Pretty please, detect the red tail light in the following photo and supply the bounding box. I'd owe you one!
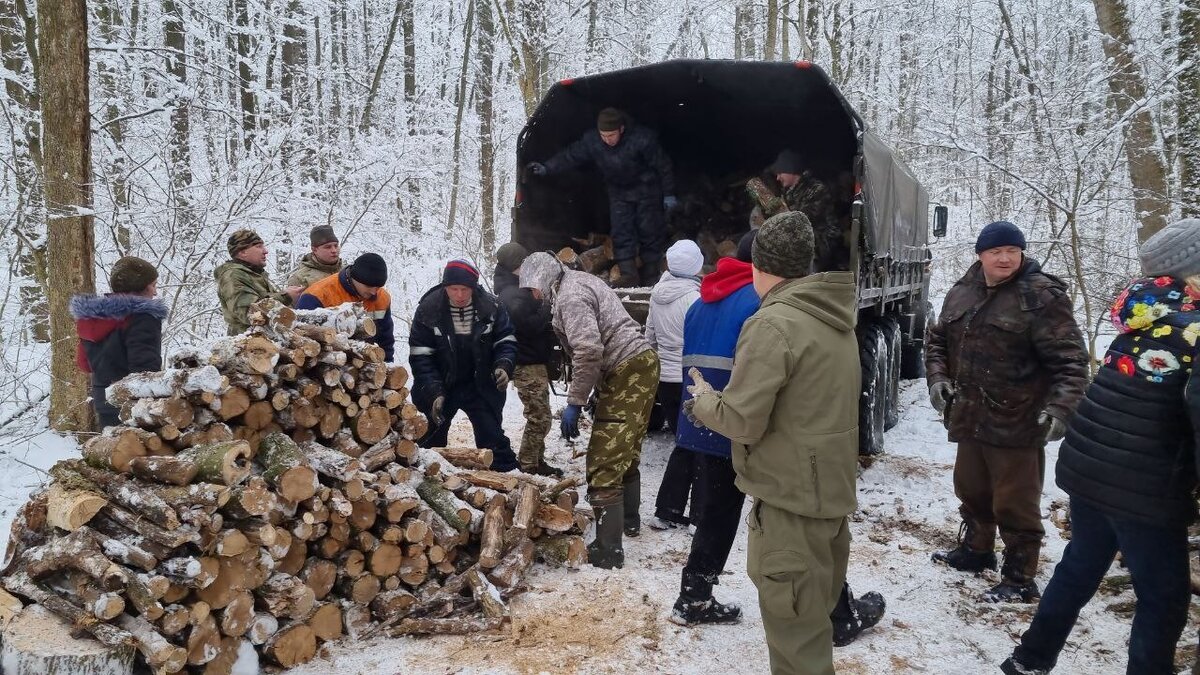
[794,60,812,69]
[560,78,575,86]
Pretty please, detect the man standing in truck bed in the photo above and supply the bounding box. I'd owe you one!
[747,150,847,272]
[527,107,677,287]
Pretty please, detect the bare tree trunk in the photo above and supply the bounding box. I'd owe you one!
[1091,0,1171,242]
[39,0,96,432]
[360,0,403,132]
[445,0,476,237]
[779,0,790,59]
[1180,0,1199,216]
[235,0,256,150]
[94,0,130,253]
[764,0,778,60]
[401,0,421,232]
[2,0,48,342]
[475,0,497,255]
[163,0,192,235]
[586,0,600,66]
[803,0,818,62]
[281,0,309,176]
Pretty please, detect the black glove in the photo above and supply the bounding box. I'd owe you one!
[430,395,445,429]
[929,382,954,415]
[493,368,510,390]
[527,162,547,177]
[1038,411,1067,443]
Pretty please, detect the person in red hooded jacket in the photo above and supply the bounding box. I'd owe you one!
[70,256,167,428]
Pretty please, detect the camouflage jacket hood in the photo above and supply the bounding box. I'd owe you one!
[520,252,650,405]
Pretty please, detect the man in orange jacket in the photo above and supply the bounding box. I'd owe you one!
[296,252,395,361]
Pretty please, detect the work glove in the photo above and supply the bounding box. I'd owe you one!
[929,382,954,415]
[527,162,547,177]
[429,395,445,429]
[682,398,704,429]
[1039,411,1067,443]
[561,404,581,440]
[493,368,509,390]
[663,195,679,212]
[686,367,714,398]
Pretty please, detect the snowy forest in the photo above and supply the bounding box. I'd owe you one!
[0,0,1197,431]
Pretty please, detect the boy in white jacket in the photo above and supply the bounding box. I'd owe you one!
[646,239,702,530]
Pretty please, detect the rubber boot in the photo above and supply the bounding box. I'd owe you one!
[639,261,662,287]
[613,259,639,288]
[831,583,886,646]
[623,469,641,537]
[587,490,625,569]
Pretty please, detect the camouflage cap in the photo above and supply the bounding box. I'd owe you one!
[227,229,264,258]
[597,107,625,132]
[110,256,158,293]
[752,211,814,279]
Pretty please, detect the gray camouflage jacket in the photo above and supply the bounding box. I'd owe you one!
[519,253,651,405]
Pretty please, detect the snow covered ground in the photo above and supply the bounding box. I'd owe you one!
[1,379,1196,674]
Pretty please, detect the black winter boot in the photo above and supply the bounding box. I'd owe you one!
[613,260,639,288]
[668,571,742,626]
[1000,656,1049,674]
[639,261,662,287]
[982,547,1040,603]
[623,471,641,537]
[588,493,625,569]
[933,521,998,572]
[831,583,886,647]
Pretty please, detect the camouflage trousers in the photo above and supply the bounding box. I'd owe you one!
[587,349,659,491]
[513,364,552,469]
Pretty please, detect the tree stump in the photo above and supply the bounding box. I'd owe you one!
[0,604,135,674]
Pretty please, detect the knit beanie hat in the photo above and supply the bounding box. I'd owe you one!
[496,242,530,272]
[597,107,625,132]
[1139,218,1200,278]
[736,230,756,262]
[752,212,814,279]
[443,259,480,287]
[349,253,388,287]
[110,256,158,293]
[770,149,804,175]
[975,221,1026,254]
[227,229,264,258]
[310,225,338,247]
[666,240,703,277]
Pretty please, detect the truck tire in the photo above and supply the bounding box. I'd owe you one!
[858,324,888,456]
[881,318,902,431]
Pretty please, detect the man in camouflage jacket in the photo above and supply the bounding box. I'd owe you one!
[925,221,1089,603]
[287,224,345,290]
[519,251,660,569]
[215,229,301,335]
[746,150,847,272]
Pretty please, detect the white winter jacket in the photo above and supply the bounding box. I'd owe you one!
[645,271,701,383]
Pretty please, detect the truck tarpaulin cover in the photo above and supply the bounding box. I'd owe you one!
[861,130,929,263]
[515,60,864,252]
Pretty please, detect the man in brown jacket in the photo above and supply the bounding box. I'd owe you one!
[926,220,1089,603]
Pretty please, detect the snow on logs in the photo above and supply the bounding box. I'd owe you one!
[0,298,592,672]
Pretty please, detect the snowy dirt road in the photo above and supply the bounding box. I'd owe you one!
[0,380,1196,674]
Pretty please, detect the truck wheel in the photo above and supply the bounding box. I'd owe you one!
[881,318,902,431]
[900,306,930,380]
[858,324,887,456]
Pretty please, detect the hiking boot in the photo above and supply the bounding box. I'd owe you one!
[668,595,742,626]
[1000,656,1049,675]
[981,580,1040,603]
[649,516,686,531]
[521,460,564,478]
[831,584,886,647]
[932,544,998,573]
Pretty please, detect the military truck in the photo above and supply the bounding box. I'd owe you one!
[513,59,946,455]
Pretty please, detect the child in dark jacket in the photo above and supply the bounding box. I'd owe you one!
[70,256,167,428]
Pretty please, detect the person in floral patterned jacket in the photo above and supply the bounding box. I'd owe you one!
[1002,218,1200,675]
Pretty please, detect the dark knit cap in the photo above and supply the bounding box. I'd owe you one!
[443,259,480,287]
[227,229,264,257]
[349,253,388,287]
[736,230,756,263]
[752,212,814,279]
[974,220,1026,254]
[1139,218,1200,278]
[496,242,530,272]
[110,256,158,293]
[597,107,625,132]
[770,149,804,175]
[310,225,338,247]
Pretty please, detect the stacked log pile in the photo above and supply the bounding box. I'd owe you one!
[0,300,591,673]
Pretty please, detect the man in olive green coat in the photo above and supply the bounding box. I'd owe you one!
[287,225,345,290]
[215,229,302,335]
[688,211,860,675]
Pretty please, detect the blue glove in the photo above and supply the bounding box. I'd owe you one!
[561,404,581,440]
[663,195,678,212]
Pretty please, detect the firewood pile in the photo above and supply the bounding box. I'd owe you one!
[556,231,739,287]
[0,300,591,673]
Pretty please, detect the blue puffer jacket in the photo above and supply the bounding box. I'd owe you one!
[676,258,761,457]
